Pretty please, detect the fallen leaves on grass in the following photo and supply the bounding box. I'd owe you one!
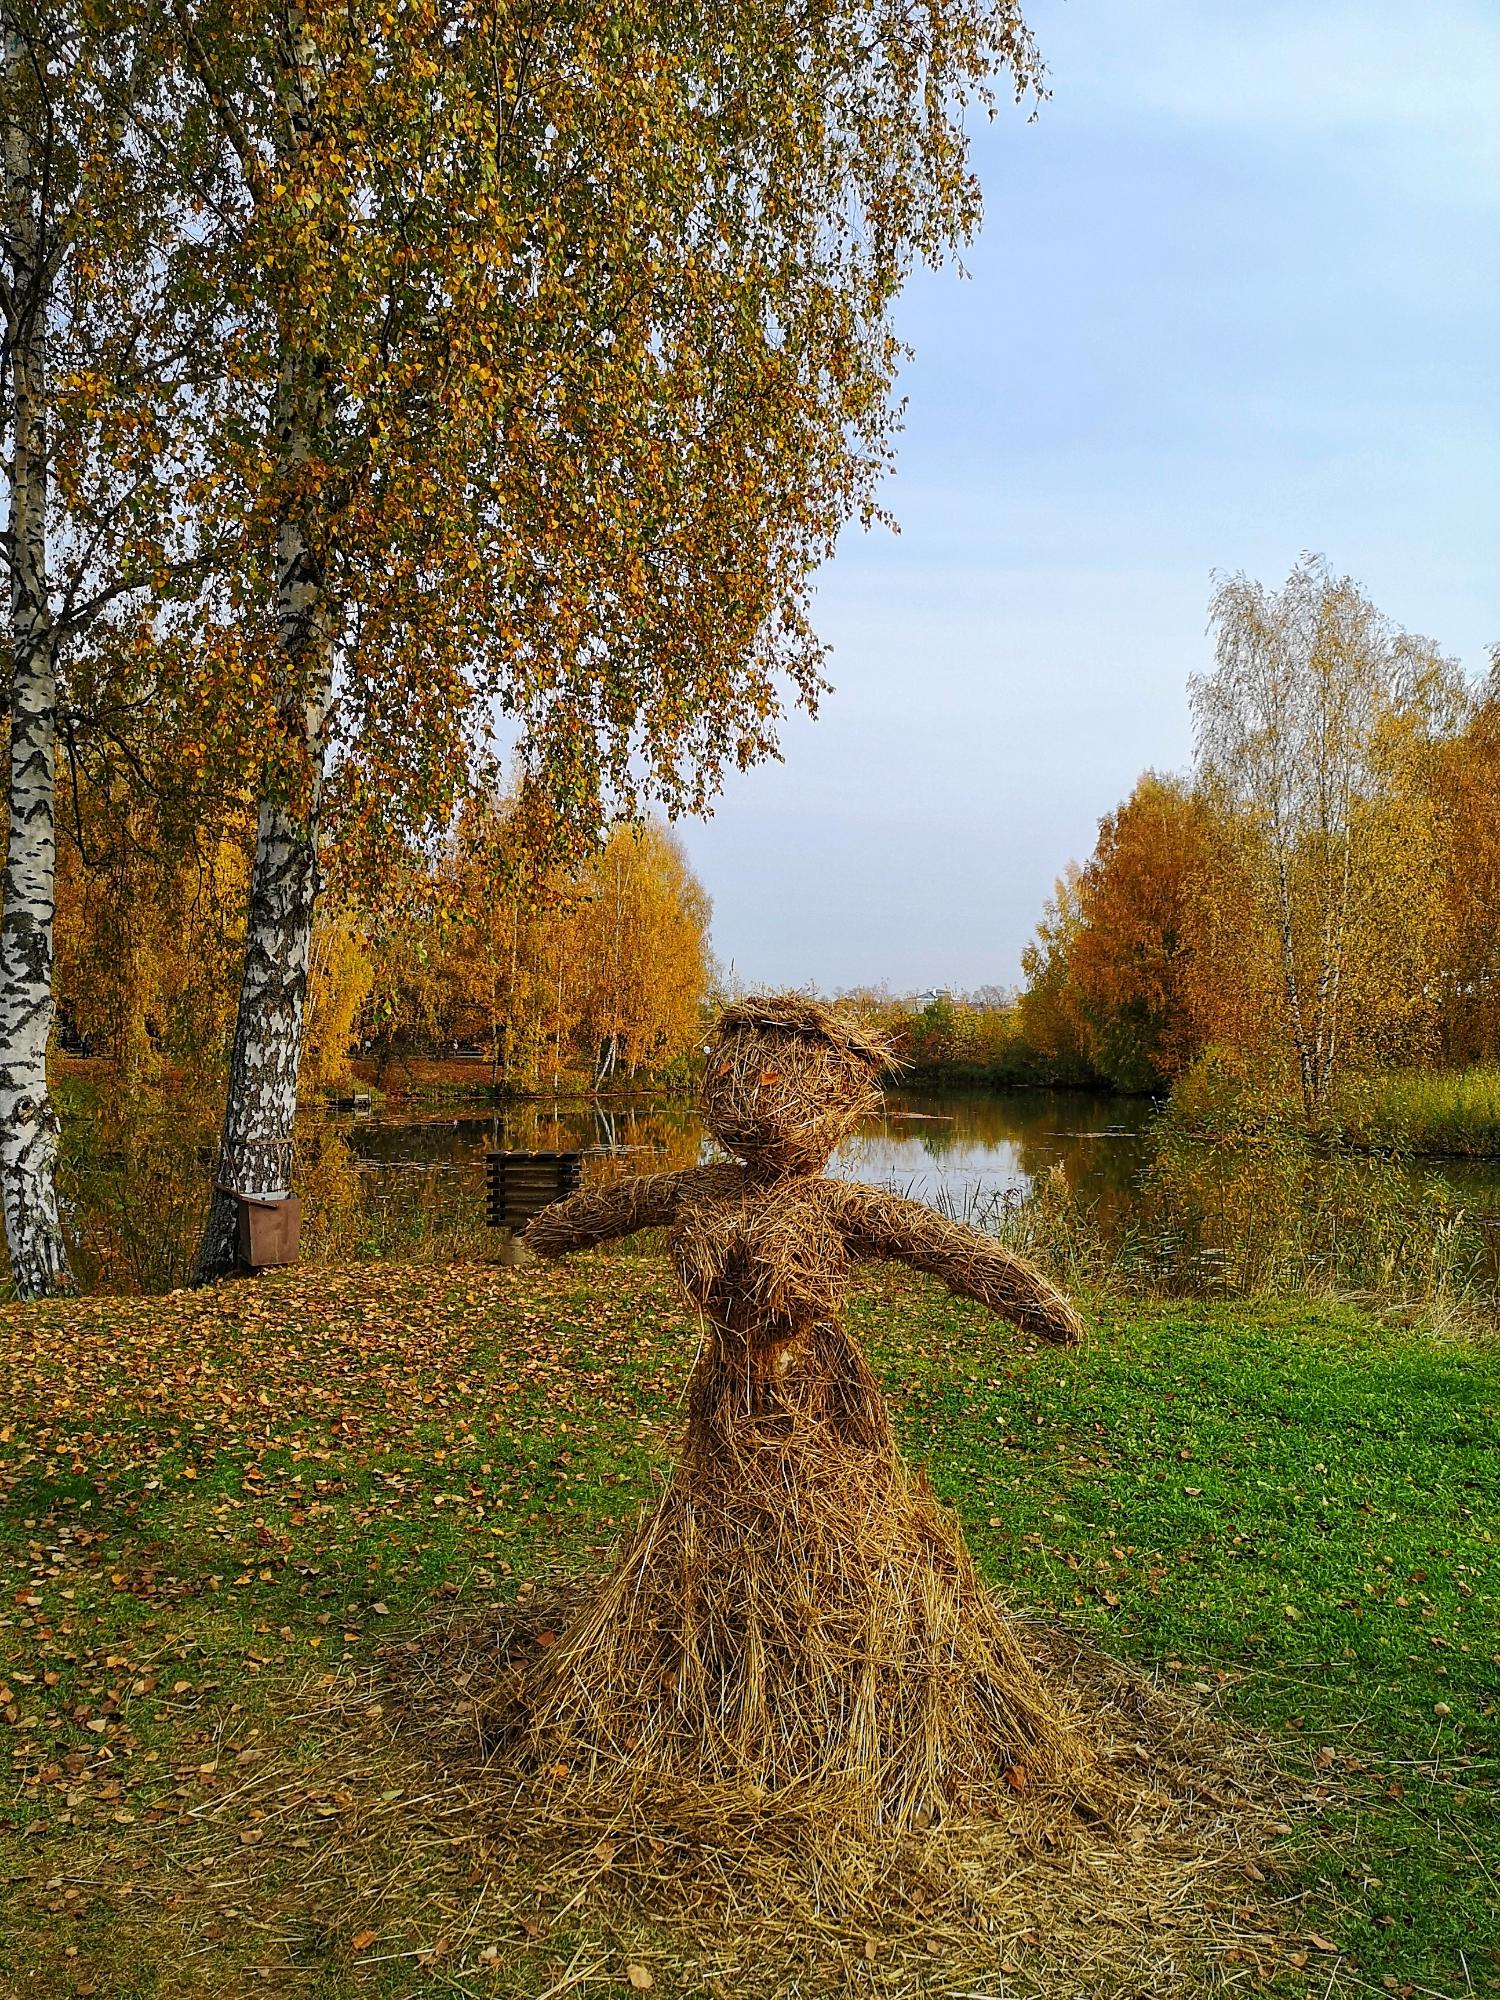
[0,1263,692,1891]
[1,1259,1493,1998]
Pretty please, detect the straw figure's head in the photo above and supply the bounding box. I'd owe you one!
[701,993,896,1178]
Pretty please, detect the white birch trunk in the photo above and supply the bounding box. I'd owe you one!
[0,9,72,1297]
[194,497,332,1282]
[193,15,338,1284]
[1271,820,1316,1123]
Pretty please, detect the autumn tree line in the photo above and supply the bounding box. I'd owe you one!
[55,799,712,1093]
[0,0,1041,1296]
[871,561,1498,1120]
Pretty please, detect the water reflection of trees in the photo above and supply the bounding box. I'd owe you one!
[1134,1123,1497,1303]
[57,1085,221,1294]
[52,1085,709,1294]
[879,1088,1155,1158]
[47,1080,1494,1310]
[335,1097,701,1168]
[844,1089,1156,1231]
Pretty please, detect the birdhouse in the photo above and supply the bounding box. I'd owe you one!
[233,1193,303,1270]
[485,1150,584,1229]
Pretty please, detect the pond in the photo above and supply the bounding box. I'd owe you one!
[339,1087,1156,1203]
[334,1085,1500,1207]
[53,1079,1500,1306]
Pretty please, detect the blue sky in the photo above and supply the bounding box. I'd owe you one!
[675,0,1500,996]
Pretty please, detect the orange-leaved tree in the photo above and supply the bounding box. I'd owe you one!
[161,0,1046,1280]
[1017,866,1095,1083]
[1068,772,1212,1092]
[1427,656,1500,1065]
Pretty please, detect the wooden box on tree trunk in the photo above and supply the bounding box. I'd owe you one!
[234,1194,303,1270]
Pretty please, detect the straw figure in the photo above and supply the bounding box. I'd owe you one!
[510,992,1097,1838]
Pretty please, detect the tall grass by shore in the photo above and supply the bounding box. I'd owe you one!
[1337,1065,1500,1158]
[944,1105,1500,1328]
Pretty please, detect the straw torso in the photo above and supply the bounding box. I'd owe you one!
[667,1163,851,1348]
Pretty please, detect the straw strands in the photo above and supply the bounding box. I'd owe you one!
[377,1579,1289,1996]
[488,1320,1095,1829]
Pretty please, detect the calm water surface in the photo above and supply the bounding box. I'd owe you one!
[336,1087,1159,1214]
[333,1087,1500,1295]
[55,1078,1499,1296]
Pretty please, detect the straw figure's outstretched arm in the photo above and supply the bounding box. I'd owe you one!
[520,1170,688,1258]
[830,1183,1085,1346]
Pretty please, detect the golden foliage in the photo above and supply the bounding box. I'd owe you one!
[1069,774,1211,1091]
[568,825,712,1081]
[54,798,248,1090]
[55,783,711,1095]
[302,914,374,1094]
[1193,559,1465,1110]
[1017,866,1093,1077]
[358,807,714,1088]
[1020,564,1495,1109]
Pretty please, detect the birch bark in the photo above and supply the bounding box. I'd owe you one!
[194,479,332,1282]
[0,5,72,1297]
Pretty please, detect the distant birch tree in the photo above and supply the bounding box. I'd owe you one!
[1193,557,1461,1118]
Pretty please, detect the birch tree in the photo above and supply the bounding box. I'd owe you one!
[0,3,196,1295]
[1193,558,1460,1118]
[161,0,1046,1280]
[0,2,69,1295]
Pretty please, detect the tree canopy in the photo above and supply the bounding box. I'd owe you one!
[161,0,1046,867]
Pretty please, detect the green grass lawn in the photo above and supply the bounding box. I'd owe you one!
[1,1258,1496,1998]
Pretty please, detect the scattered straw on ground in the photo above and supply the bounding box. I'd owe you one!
[369,1580,1292,1997]
[354,1336,1297,1999]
